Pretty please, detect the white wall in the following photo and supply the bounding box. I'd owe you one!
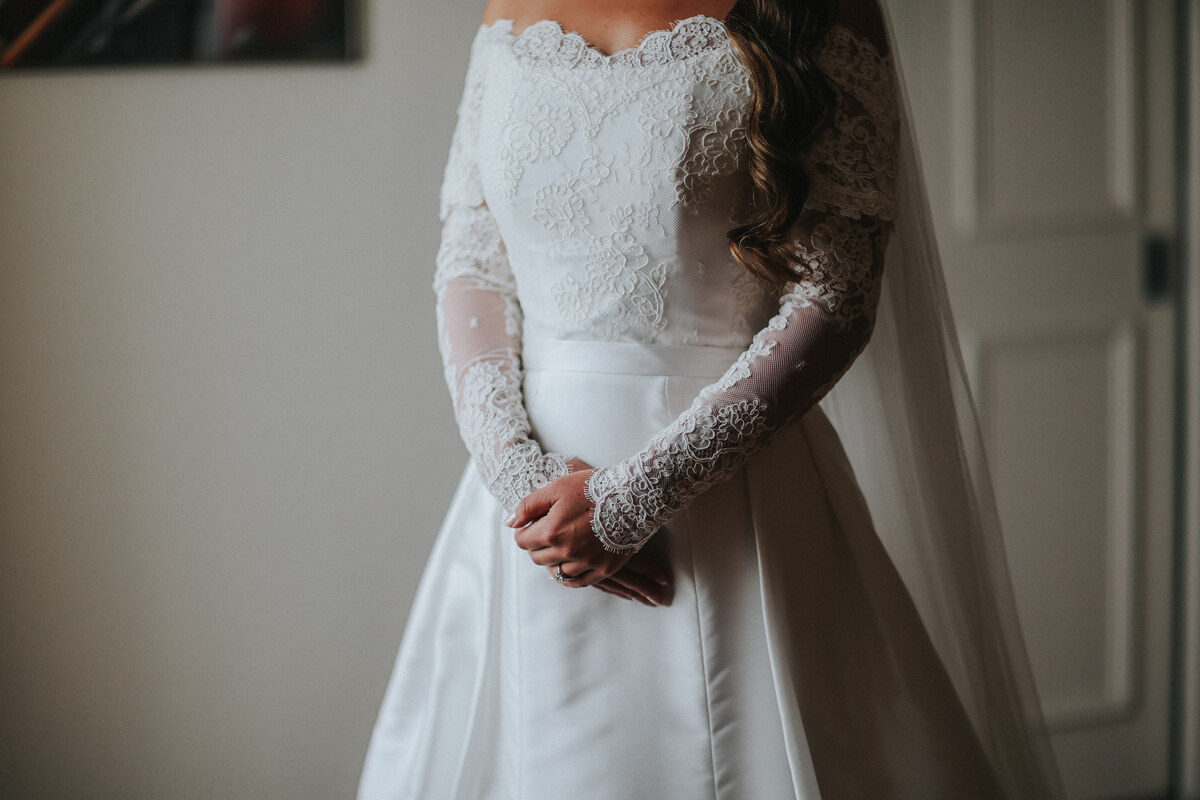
[0,3,482,797]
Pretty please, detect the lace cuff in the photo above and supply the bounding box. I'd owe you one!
[448,350,570,511]
[584,397,773,553]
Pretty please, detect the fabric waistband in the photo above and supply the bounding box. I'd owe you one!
[522,338,744,379]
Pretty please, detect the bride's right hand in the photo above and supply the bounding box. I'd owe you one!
[559,458,674,607]
[592,551,674,607]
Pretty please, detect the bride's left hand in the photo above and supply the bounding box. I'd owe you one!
[508,461,631,587]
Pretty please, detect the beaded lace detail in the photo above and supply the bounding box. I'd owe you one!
[434,19,898,540]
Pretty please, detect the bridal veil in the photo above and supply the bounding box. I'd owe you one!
[817,2,1066,796]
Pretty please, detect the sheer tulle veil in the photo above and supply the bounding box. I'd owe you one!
[817,2,1066,796]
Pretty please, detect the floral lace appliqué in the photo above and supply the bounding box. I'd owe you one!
[551,205,668,342]
[585,398,771,553]
[790,214,887,331]
[804,27,900,221]
[475,14,753,344]
[492,15,729,70]
[453,359,570,511]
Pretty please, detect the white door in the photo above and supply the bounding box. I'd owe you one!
[889,1,1179,797]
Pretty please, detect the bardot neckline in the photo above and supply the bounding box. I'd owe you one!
[477,15,889,70]
[480,15,731,67]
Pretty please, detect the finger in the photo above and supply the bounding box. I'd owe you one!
[554,563,596,588]
[612,571,669,606]
[592,580,638,602]
[543,561,583,583]
[594,585,632,601]
[611,568,673,606]
[606,576,656,606]
[597,578,652,605]
[552,561,589,582]
[513,515,555,551]
[527,546,565,567]
[507,485,556,529]
[626,558,673,588]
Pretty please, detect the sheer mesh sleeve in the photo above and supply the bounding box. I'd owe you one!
[435,32,570,512]
[583,26,900,553]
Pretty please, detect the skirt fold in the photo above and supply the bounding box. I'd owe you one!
[359,341,997,800]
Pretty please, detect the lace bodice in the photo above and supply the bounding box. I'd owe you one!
[434,15,899,547]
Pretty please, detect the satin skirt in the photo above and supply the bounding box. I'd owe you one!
[357,340,995,800]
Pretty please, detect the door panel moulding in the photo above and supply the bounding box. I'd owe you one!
[950,0,1140,238]
[974,323,1141,732]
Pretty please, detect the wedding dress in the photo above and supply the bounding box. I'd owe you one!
[358,9,1064,800]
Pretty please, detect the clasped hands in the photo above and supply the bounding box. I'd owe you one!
[506,458,674,606]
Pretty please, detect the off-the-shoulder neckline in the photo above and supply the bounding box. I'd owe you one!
[481,14,724,62]
[478,14,889,65]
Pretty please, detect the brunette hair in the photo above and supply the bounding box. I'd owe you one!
[724,0,839,287]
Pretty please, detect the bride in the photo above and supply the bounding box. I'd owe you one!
[358,1,1065,797]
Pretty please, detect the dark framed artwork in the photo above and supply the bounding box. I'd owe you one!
[0,1,359,69]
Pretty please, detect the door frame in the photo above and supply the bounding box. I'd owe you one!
[1175,0,1200,797]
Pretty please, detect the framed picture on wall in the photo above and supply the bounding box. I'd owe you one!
[0,0,360,69]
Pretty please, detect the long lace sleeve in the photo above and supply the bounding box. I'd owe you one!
[435,32,570,512]
[584,26,900,553]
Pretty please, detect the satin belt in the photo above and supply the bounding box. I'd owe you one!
[521,338,744,379]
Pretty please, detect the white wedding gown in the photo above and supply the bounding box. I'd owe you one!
[358,13,1060,800]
